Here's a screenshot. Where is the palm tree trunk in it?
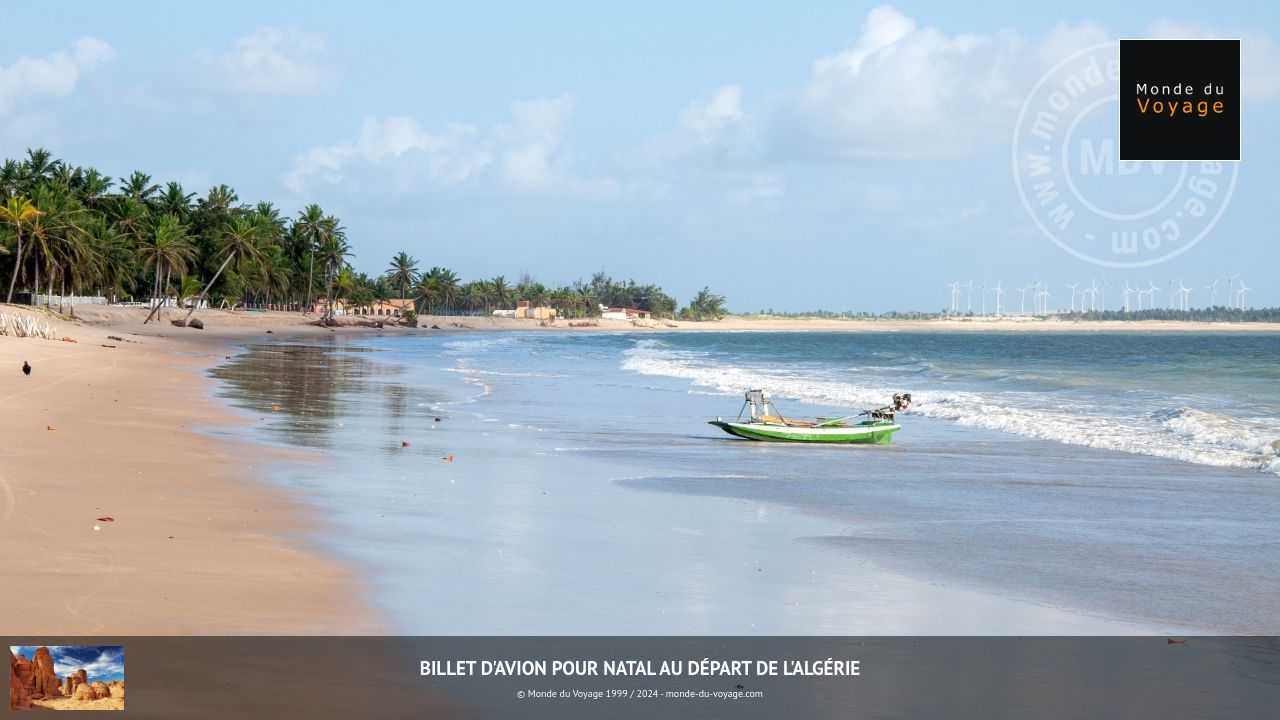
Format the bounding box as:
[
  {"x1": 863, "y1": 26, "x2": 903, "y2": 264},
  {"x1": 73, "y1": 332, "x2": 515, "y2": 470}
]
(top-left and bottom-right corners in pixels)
[
  {"x1": 184, "y1": 251, "x2": 235, "y2": 323},
  {"x1": 4, "y1": 230, "x2": 20, "y2": 304},
  {"x1": 304, "y1": 252, "x2": 314, "y2": 313}
]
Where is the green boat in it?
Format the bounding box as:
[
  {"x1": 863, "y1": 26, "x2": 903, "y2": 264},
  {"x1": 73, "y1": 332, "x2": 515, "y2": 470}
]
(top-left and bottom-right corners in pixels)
[{"x1": 708, "y1": 390, "x2": 910, "y2": 444}]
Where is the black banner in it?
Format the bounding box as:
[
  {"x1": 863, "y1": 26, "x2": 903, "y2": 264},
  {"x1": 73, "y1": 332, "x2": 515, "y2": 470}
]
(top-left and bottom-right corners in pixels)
[{"x1": 7, "y1": 637, "x2": 1280, "y2": 718}]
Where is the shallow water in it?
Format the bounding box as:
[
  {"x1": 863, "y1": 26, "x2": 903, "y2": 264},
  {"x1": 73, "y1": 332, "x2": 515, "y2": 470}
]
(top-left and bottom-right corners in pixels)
[{"x1": 211, "y1": 330, "x2": 1280, "y2": 634}]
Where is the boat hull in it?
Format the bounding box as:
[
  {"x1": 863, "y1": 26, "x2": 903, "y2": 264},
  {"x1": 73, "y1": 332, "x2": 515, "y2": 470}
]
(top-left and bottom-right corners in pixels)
[{"x1": 708, "y1": 420, "x2": 899, "y2": 444}]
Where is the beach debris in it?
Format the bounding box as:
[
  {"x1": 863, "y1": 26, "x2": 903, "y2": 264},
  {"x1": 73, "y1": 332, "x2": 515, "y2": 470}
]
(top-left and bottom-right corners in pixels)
[
  {"x1": 271, "y1": 405, "x2": 281, "y2": 412},
  {"x1": 96, "y1": 517, "x2": 114, "y2": 522},
  {"x1": 1167, "y1": 638, "x2": 1187, "y2": 645},
  {"x1": 46, "y1": 425, "x2": 56, "y2": 431},
  {"x1": 22, "y1": 361, "x2": 31, "y2": 375},
  {"x1": 171, "y1": 319, "x2": 186, "y2": 327},
  {"x1": 93, "y1": 525, "x2": 101, "y2": 532},
  {"x1": 442, "y1": 455, "x2": 454, "y2": 462},
  {"x1": 189, "y1": 318, "x2": 204, "y2": 329},
  {"x1": 401, "y1": 441, "x2": 410, "y2": 448},
  {"x1": 101, "y1": 344, "x2": 116, "y2": 348},
  {"x1": 434, "y1": 417, "x2": 442, "y2": 422},
  {"x1": 108, "y1": 335, "x2": 123, "y2": 341},
  {"x1": 430, "y1": 324, "x2": 441, "y2": 329},
  {"x1": 62, "y1": 336, "x2": 77, "y2": 343},
  {"x1": 265, "y1": 329, "x2": 274, "y2": 333}
]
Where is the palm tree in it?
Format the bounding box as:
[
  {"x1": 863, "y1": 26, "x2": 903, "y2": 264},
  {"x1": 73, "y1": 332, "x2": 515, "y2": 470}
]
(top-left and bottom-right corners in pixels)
[
  {"x1": 76, "y1": 168, "x2": 113, "y2": 210},
  {"x1": 2, "y1": 195, "x2": 42, "y2": 302},
  {"x1": 21, "y1": 149, "x2": 59, "y2": 190},
  {"x1": 156, "y1": 182, "x2": 195, "y2": 219},
  {"x1": 120, "y1": 170, "x2": 161, "y2": 205},
  {"x1": 23, "y1": 183, "x2": 86, "y2": 310},
  {"x1": 139, "y1": 214, "x2": 195, "y2": 322},
  {"x1": 313, "y1": 225, "x2": 351, "y2": 319},
  {"x1": 176, "y1": 275, "x2": 203, "y2": 309},
  {"x1": 184, "y1": 216, "x2": 263, "y2": 322},
  {"x1": 414, "y1": 274, "x2": 442, "y2": 315},
  {"x1": 294, "y1": 204, "x2": 329, "y2": 312},
  {"x1": 82, "y1": 217, "x2": 133, "y2": 302},
  {"x1": 490, "y1": 275, "x2": 510, "y2": 310},
  {"x1": 435, "y1": 266, "x2": 460, "y2": 311},
  {"x1": 385, "y1": 251, "x2": 420, "y2": 301},
  {"x1": 0, "y1": 160, "x2": 20, "y2": 197}
]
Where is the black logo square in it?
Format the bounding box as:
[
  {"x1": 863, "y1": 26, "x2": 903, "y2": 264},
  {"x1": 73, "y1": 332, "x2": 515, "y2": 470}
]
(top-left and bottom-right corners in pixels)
[{"x1": 1120, "y1": 39, "x2": 1240, "y2": 161}]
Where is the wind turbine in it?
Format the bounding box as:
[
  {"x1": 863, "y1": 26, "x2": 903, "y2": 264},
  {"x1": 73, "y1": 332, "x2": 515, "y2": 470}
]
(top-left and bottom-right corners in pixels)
[
  {"x1": 1176, "y1": 280, "x2": 1192, "y2": 311},
  {"x1": 1145, "y1": 279, "x2": 1161, "y2": 310},
  {"x1": 1205, "y1": 279, "x2": 1219, "y2": 308},
  {"x1": 1237, "y1": 280, "x2": 1251, "y2": 310},
  {"x1": 1097, "y1": 276, "x2": 1109, "y2": 312},
  {"x1": 1035, "y1": 282, "x2": 1051, "y2": 316},
  {"x1": 993, "y1": 281, "x2": 1005, "y2": 316},
  {"x1": 1121, "y1": 282, "x2": 1135, "y2": 313},
  {"x1": 981, "y1": 279, "x2": 989, "y2": 317},
  {"x1": 965, "y1": 278, "x2": 975, "y2": 314},
  {"x1": 1018, "y1": 285, "x2": 1032, "y2": 316},
  {"x1": 1066, "y1": 283, "x2": 1079, "y2": 313},
  {"x1": 946, "y1": 281, "x2": 960, "y2": 314},
  {"x1": 1226, "y1": 274, "x2": 1239, "y2": 308}
]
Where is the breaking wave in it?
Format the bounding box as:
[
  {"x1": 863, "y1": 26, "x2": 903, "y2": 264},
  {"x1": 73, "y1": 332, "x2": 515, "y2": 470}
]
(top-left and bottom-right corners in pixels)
[{"x1": 621, "y1": 340, "x2": 1280, "y2": 475}]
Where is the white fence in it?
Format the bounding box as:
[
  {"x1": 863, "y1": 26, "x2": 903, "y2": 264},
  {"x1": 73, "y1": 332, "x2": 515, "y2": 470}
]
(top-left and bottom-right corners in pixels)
[{"x1": 32, "y1": 294, "x2": 108, "y2": 306}]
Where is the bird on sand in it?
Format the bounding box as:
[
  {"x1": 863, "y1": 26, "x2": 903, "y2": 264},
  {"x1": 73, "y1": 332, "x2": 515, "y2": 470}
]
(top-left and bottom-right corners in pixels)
[{"x1": 22, "y1": 361, "x2": 31, "y2": 376}]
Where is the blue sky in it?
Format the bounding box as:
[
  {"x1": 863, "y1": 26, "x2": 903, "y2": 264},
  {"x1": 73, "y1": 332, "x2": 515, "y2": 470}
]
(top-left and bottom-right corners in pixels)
[
  {"x1": 2, "y1": 2, "x2": 1275, "y2": 311},
  {"x1": 10, "y1": 645, "x2": 124, "y2": 683}
]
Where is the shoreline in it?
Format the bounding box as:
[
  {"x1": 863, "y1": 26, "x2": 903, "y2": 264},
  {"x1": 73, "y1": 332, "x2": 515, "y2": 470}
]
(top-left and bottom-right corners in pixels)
[
  {"x1": 0, "y1": 304, "x2": 384, "y2": 634},
  {"x1": 6, "y1": 303, "x2": 1274, "y2": 635},
  {"x1": 67, "y1": 303, "x2": 1280, "y2": 337}
]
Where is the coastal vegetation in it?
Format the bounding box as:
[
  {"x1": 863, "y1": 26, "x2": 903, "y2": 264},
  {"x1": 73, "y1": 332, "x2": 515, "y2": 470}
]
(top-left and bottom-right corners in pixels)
[
  {"x1": 0, "y1": 149, "x2": 716, "y2": 321},
  {"x1": 0, "y1": 148, "x2": 350, "y2": 317}
]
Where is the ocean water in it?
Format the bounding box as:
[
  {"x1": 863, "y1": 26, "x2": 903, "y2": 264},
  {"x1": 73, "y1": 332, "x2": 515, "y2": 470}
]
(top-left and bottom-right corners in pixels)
[{"x1": 211, "y1": 330, "x2": 1280, "y2": 634}]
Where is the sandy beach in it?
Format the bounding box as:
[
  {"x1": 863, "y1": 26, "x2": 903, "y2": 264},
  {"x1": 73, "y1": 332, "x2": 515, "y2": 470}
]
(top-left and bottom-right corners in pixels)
[
  {"x1": 0, "y1": 304, "x2": 381, "y2": 634},
  {"x1": 4, "y1": 302, "x2": 1277, "y2": 636}
]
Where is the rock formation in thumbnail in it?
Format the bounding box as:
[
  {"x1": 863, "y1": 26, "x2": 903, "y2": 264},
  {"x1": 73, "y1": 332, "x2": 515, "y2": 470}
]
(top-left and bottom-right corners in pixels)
[
  {"x1": 30, "y1": 646, "x2": 62, "y2": 698},
  {"x1": 9, "y1": 651, "x2": 31, "y2": 710}
]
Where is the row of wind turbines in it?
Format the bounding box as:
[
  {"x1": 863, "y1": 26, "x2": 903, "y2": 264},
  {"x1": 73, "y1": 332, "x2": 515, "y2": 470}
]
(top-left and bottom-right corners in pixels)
[{"x1": 945, "y1": 275, "x2": 1253, "y2": 316}]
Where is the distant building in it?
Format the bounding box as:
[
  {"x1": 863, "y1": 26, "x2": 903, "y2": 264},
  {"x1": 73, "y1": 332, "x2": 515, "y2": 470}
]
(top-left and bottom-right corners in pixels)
[
  {"x1": 601, "y1": 306, "x2": 651, "y2": 320},
  {"x1": 514, "y1": 300, "x2": 557, "y2": 320},
  {"x1": 360, "y1": 298, "x2": 414, "y2": 317}
]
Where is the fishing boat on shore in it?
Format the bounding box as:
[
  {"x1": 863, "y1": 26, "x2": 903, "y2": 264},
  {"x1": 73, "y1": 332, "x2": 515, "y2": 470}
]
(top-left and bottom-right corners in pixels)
[{"x1": 708, "y1": 390, "x2": 910, "y2": 444}]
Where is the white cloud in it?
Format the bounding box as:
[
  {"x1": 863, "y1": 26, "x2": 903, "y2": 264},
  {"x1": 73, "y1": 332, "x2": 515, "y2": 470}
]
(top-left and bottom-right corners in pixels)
[
  {"x1": 496, "y1": 95, "x2": 577, "y2": 188},
  {"x1": 1146, "y1": 20, "x2": 1280, "y2": 101},
  {"x1": 791, "y1": 6, "x2": 1108, "y2": 159},
  {"x1": 284, "y1": 94, "x2": 610, "y2": 195},
  {"x1": 679, "y1": 85, "x2": 746, "y2": 144},
  {"x1": 0, "y1": 37, "x2": 114, "y2": 115},
  {"x1": 50, "y1": 648, "x2": 124, "y2": 682},
  {"x1": 203, "y1": 27, "x2": 335, "y2": 95}
]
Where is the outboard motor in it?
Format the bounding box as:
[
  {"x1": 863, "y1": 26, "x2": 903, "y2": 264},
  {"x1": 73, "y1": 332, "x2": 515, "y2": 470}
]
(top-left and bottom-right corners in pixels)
[{"x1": 870, "y1": 393, "x2": 912, "y2": 422}]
